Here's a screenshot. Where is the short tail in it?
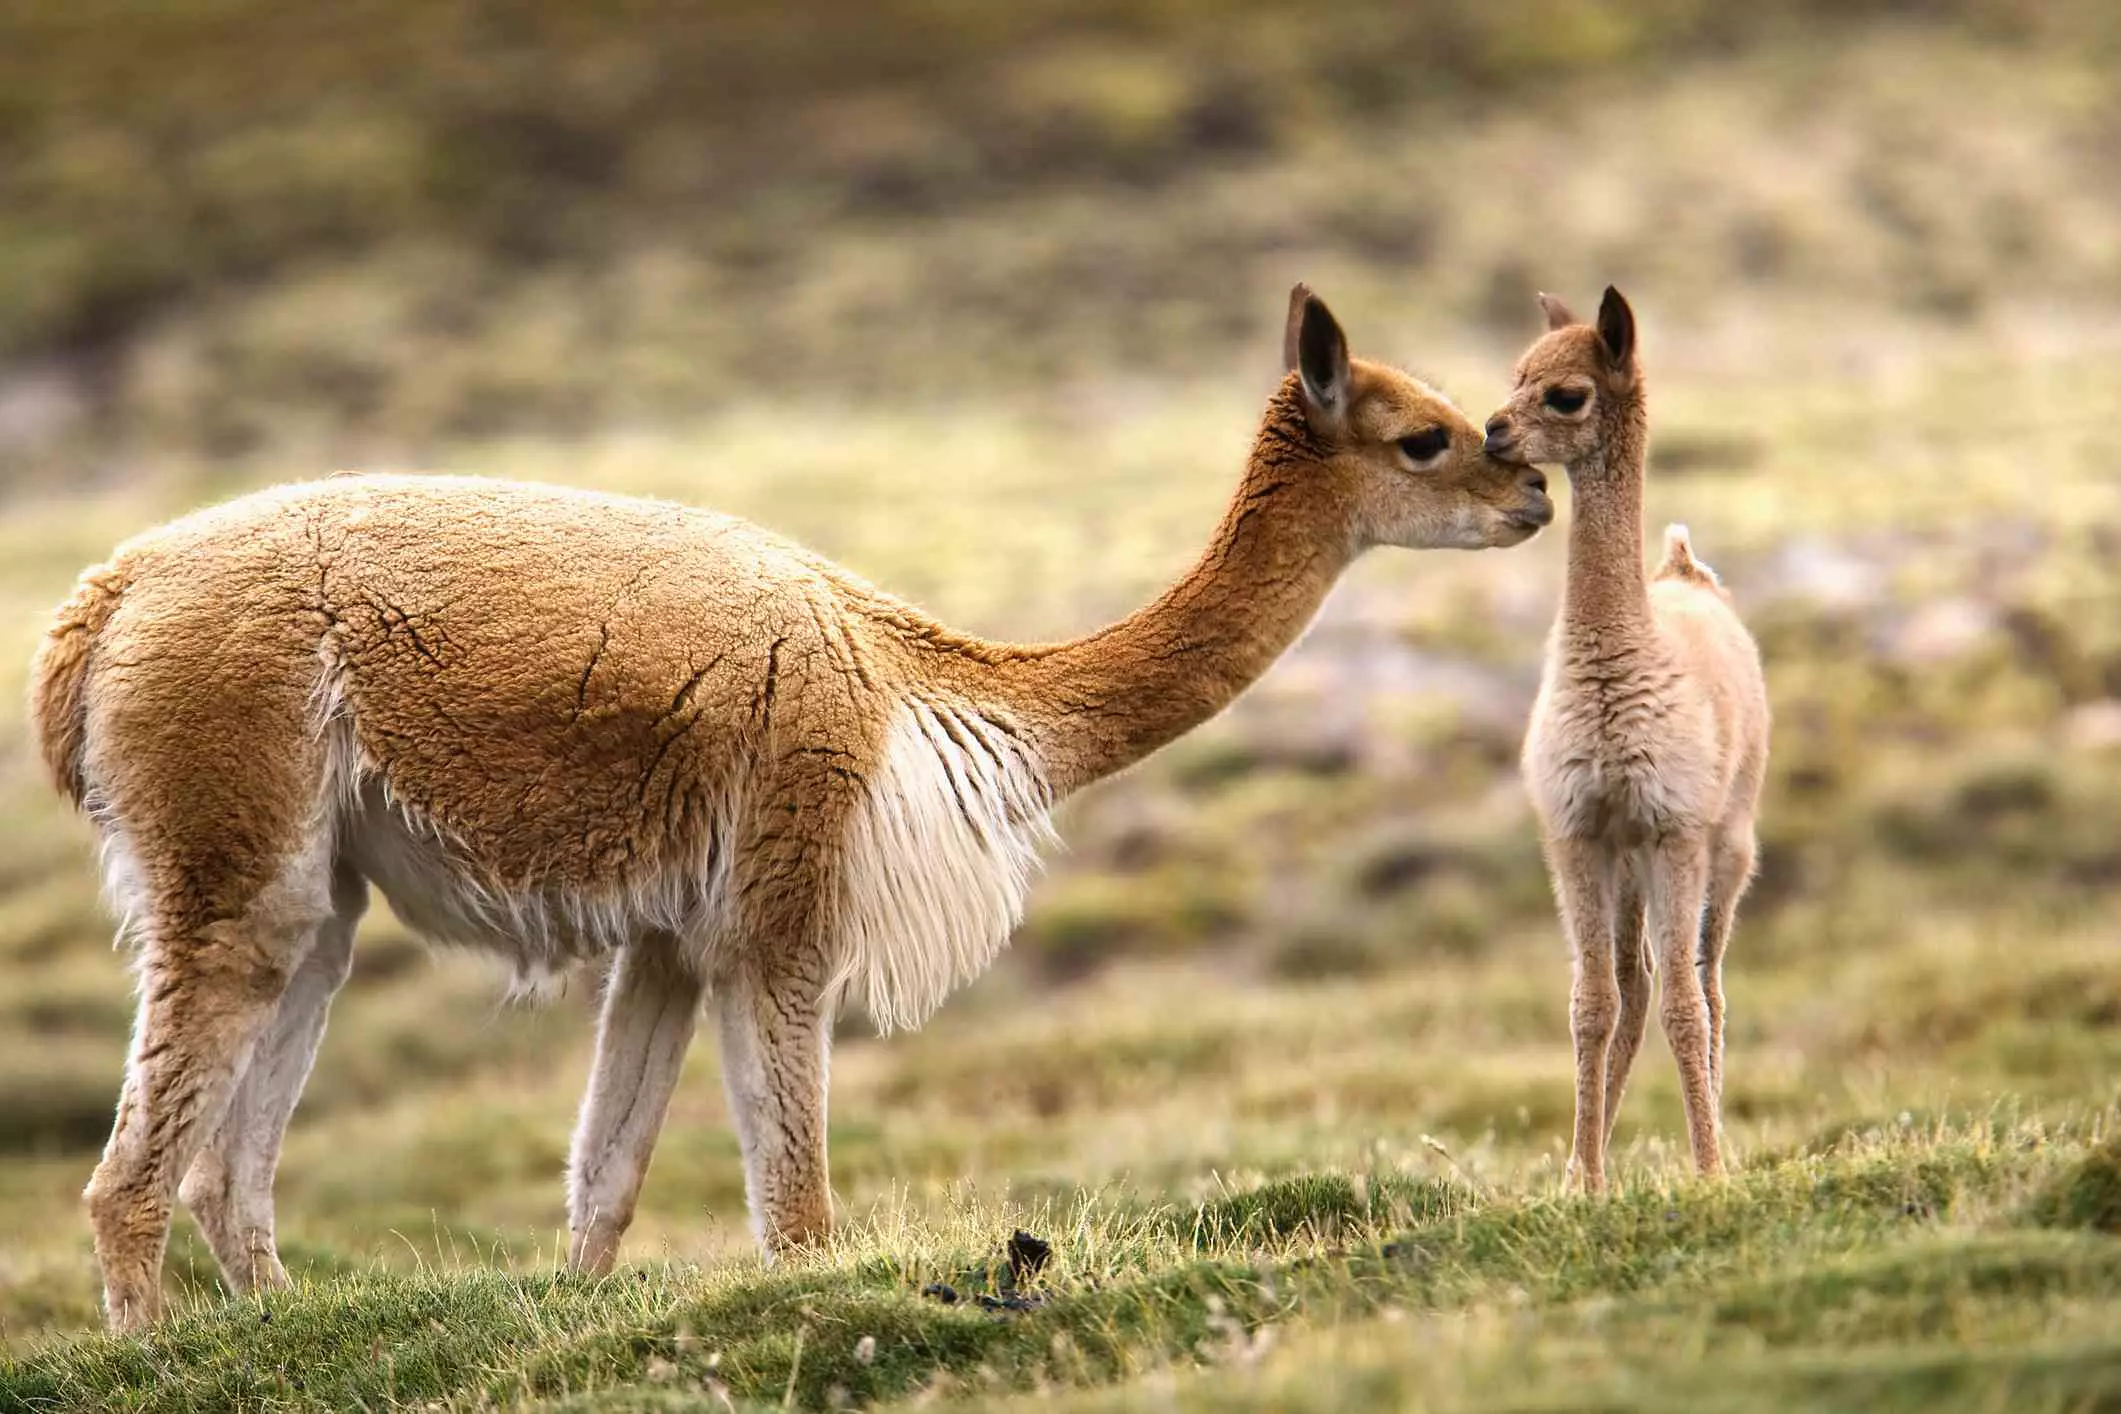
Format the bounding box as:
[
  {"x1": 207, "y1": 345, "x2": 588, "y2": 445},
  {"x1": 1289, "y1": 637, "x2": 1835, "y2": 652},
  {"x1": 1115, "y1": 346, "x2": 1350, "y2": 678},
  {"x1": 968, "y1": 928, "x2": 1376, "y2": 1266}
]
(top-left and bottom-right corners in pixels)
[
  {"x1": 28, "y1": 565, "x2": 127, "y2": 809},
  {"x1": 1654, "y1": 523, "x2": 1722, "y2": 588}
]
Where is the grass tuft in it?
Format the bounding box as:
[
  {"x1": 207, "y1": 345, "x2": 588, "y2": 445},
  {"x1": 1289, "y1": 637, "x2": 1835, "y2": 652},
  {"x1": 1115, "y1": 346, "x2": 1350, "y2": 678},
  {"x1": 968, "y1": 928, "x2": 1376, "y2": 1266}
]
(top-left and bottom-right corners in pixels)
[{"x1": 2023, "y1": 1133, "x2": 2121, "y2": 1235}]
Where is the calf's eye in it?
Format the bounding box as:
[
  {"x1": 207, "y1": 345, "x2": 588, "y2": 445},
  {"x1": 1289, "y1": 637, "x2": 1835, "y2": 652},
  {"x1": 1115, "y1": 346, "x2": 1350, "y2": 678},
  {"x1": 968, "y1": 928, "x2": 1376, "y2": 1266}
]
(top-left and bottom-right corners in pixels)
[
  {"x1": 1398, "y1": 427, "x2": 1450, "y2": 462},
  {"x1": 1544, "y1": 387, "x2": 1589, "y2": 414}
]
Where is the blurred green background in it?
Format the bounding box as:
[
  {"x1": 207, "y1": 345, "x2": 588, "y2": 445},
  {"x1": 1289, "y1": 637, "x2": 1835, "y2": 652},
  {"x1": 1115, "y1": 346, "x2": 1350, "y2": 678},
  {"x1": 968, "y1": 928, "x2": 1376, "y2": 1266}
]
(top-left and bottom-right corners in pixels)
[{"x1": 3, "y1": 2, "x2": 2121, "y2": 1407}]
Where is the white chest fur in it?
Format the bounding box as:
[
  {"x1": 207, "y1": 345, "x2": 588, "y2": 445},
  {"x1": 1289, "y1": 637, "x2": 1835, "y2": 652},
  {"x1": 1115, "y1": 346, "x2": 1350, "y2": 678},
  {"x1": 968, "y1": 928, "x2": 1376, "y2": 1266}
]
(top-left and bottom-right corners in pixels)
[
  {"x1": 1524, "y1": 667, "x2": 1719, "y2": 845},
  {"x1": 828, "y1": 698, "x2": 1056, "y2": 1033}
]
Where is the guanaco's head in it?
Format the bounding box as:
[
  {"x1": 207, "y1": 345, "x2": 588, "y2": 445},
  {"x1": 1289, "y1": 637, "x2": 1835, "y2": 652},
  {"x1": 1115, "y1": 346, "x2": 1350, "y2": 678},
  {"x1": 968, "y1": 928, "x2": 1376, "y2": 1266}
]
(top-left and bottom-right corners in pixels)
[
  {"x1": 1284, "y1": 285, "x2": 1551, "y2": 550},
  {"x1": 1481, "y1": 285, "x2": 1641, "y2": 473}
]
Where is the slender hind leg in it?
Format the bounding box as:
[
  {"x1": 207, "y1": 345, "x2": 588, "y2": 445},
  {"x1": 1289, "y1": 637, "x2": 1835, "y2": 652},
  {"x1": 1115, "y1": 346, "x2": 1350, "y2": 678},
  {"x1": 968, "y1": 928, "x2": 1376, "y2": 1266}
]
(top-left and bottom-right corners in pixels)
[
  {"x1": 1602, "y1": 868, "x2": 1651, "y2": 1146},
  {"x1": 179, "y1": 860, "x2": 365, "y2": 1294},
  {"x1": 1647, "y1": 836, "x2": 1722, "y2": 1176},
  {"x1": 87, "y1": 869, "x2": 332, "y2": 1332},
  {"x1": 1546, "y1": 834, "x2": 1620, "y2": 1195},
  {"x1": 713, "y1": 955, "x2": 833, "y2": 1252},
  {"x1": 1699, "y1": 823, "x2": 1757, "y2": 1104},
  {"x1": 567, "y1": 933, "x2": 705, "y2": 1275},
  {"x1": 77, "y1": 600, "x2": 339, "y2": 1331}
]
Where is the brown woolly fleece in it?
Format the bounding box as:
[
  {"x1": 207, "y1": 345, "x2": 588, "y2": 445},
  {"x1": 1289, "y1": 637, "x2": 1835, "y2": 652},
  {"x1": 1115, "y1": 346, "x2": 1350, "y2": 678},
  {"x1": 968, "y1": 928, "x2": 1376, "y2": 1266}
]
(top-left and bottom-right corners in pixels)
[
  {"x1": 27, "y1": 286, "x2": 1552, "y2": 1332},
  {"x1": 1485, "y1": 287, "x2": 1770, "y2": 1196}
]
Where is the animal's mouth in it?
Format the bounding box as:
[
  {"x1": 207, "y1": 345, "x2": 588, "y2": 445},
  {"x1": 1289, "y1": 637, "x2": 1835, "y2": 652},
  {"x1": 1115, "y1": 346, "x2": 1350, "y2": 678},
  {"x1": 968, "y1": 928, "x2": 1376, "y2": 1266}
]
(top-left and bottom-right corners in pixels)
[
  {"x1": 1493, "y1": 514, "x2": 1545, "y2": 547},
  {"x1": 1510, "y1": 495, "x2": 1555, "y2": 531}
]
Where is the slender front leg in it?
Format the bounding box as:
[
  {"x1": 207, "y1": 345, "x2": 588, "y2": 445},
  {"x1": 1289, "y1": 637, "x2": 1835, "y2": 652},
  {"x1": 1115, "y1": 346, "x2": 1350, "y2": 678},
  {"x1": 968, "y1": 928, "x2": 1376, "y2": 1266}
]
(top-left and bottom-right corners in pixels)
[
  {"x1": 712, "y1": 959, "x2": 833, "y2": 1253},
  {"x1": 1648, "y1": 835, "x2": 1722, "y2": 1176},
  {"x1": 567, "y1": 934, "x2": 705, "y2": 1275},
  {"x1": 1602, "y1": 870, "x2": 1651, "y2": 1145},
  {"x1": 180, "y1": 865, "x2": 364, "y2": 1294},
  {"x1": 1547, "y1": 834, "x2": 1619, "y2": 1195},
  {"x1": 1699, "y1": 823, "x2": 1757, "y2": 1104}
]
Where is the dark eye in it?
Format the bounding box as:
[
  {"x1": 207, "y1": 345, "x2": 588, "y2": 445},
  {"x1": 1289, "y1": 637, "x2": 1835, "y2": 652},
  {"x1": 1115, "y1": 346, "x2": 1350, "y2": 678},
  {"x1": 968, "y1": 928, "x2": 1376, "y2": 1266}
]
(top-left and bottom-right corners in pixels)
[
  {"x1": 1397, "y1": 427, "x2": 1450, "y2": 462},
  {"x1": 1544, "y1": 387, "x2": 1589, "y2": 414}
]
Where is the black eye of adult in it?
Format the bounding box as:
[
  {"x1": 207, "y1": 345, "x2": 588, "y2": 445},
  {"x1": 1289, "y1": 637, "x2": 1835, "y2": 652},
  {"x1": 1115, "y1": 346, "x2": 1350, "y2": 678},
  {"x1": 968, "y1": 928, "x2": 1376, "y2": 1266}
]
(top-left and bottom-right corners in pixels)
[
  {"x1": 1544, "y1": 387, "x2": 1589, "y2": 414},
  {"x1": 1398, "y1": 427, "x2": 1450, "y2": 462}
]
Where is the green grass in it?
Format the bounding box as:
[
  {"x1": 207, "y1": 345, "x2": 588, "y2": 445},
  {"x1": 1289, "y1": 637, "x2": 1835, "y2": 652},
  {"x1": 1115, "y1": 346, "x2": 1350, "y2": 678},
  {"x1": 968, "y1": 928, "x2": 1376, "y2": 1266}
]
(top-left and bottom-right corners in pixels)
[{"x1": 1, "y1": 1120, "x2": 2114, "y2": 1410}]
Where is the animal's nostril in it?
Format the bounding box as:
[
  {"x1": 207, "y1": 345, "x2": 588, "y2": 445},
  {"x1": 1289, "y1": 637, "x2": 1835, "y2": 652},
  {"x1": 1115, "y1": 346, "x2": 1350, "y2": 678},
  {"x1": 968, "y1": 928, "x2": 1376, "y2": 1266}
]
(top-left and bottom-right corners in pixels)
[
  {"x1": 1527, "y1": 470, "x2": 1548, "y2": 495},
  {"x1": 1485, "y1": 416, "x2": 1511, "y2": 443}
]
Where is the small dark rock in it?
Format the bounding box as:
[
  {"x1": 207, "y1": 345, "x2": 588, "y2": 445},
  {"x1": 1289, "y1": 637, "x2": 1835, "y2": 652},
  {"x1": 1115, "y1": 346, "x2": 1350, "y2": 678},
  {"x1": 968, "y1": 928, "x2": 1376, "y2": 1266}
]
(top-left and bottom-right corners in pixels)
[
  {"x1": 1006, "y1": 1230, "x2": 1052, "y2": 1285},
  {"x1": 977, "y1": 1292, "x2": 1045, "y2": 1313},
  {"x1": 920, "y1": 1281, "x2": 959, "y2": 1305}
]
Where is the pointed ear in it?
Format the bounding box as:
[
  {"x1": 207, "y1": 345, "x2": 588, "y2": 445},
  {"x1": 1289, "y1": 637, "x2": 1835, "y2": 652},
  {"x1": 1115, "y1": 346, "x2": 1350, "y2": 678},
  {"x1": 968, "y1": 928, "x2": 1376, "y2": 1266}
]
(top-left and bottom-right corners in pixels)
[
  {"x1": 1596, "y1": 285, "x2": 1636, "y2": 370},
  {"x1": 1283, "y1": 282, "x2": 1312, "y2": 373},
  {"x1": 1537, "y1": 292, "x2": 1577, "y2": 331},
  {"x1": 1286, "y1": 285, "x2": 1350, "y2": 432}
]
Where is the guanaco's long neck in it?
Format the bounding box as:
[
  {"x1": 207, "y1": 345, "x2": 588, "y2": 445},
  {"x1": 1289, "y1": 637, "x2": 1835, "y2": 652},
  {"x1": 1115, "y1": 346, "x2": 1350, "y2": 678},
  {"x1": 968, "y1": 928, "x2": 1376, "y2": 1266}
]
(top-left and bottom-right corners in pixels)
[
  {"x1": 1558, "y1": 400, "x2": 1652, "y2": 642},
  {"x1": 984, "y1": 380, "x2": 1357, "y2": 798}
]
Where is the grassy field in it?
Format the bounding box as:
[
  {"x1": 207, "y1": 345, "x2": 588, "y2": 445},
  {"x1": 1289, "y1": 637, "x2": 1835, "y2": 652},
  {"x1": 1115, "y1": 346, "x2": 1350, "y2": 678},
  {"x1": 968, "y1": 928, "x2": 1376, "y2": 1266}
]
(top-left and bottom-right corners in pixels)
[
  {"x1": 4, "y1": 1119, "x2": 2119, "y2": 1411},
  {"x1": 3, "y1": 6, "x2": 2121, "y2": 1411}
]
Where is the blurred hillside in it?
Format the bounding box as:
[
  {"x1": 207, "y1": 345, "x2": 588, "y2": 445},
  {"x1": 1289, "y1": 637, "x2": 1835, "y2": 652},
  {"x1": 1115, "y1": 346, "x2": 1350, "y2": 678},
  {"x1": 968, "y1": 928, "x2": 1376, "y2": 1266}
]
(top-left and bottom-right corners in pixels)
[
  {"x1": 3, "y1": 3, "x2": 2121, "y2": 1391},
  {"x1": 4, "y1": 1, "x2": 2121, "y2": 494}
]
